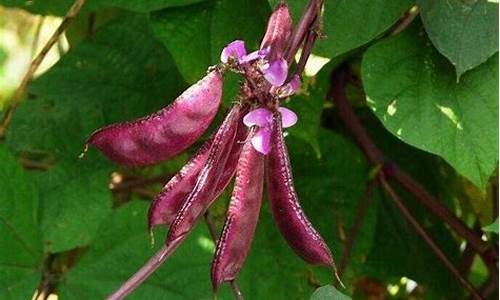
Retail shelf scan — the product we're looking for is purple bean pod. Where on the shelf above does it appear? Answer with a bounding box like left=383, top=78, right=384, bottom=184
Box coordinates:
left=87, top=71, right=223, bottom=166
left=148, top=108, right=248, bottom=229
left=166, top=105, right=242, bottom=246
left=260, top=3, right=293, bottom=61
left=148, top=138, right=212, bottom=229
left=211, top=129, right=264, bottom=291
left=266, top=113, right=334, bottom=266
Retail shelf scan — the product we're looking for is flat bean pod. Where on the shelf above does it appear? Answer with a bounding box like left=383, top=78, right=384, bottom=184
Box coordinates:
left=148, top=111, right=248, bottom=229
left=88, top=71, right=223, bottom=166
left=266, top=114, right=334, bottom=266
left=166, top=105, right=242, bottom=246
left=148, top=138, right=211, bottom=229
left=211, top=130, right=264, bottom=291
left=260, top=3, right=292, bottom=60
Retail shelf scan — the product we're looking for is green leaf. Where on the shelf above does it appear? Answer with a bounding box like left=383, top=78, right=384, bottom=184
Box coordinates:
left=418, top=0, right=499, bottom=79
left=210, top=0, right=270, bottom=64
left=310, top=285, right=351, bottom=300
left=0, top=145, right=43, bottom=299
left=88, top=0, right=204, bottom=13
left=34, top=159, right=113, bottom=253
left=361, top=25, right=499, bottom=189
left=483, top=218, right=499, bottom=234
left=151, top=2, right=213, bottom=83
left=314, top=0, right=412, bottom=58
left=151, top=0, right=271, bottom=88
left=0, top=0, right=204, bottom=15
left=8, top=14, right=185, bottom=252
left=350, top=110, right=464, bottom=297
left=287, top=92, right=323, bottom=157
left=0, top=0, right=73, bottom=15
left=58, top=201, right=232, bottom=299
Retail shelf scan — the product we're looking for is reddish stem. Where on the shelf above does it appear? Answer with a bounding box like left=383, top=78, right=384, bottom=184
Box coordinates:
left=330, top=66, right=495, bottom=298
left=379, top=176, right=482, bottom=300
left=329, top=67, right=495, bottom=261
left=338, top=180, right=376, bottom=277
left=285, top=0, right=324, bottom=65
left=106, top=245, right=176, bottom=300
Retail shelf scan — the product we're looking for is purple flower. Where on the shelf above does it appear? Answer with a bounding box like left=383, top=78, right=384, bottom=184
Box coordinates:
left=271, top=74, right=301, bottom=98
left=243, top=107, right=297, bottom=154
left=220, top=40, right=268, bottom=64
left=220, top=39, right=289, bottom=87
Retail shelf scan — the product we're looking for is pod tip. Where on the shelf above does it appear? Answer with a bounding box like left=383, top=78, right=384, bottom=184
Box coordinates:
left=78, top=144, right=89, bottom=159
left=331, top=261, right=345, bottom=289
left=149, top=229, right=155, bottom=248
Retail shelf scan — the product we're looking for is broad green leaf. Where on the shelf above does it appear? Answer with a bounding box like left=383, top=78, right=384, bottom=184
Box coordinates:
left=0, top=0, right=73, bottom=15
left=418, top=0, right=499, bottom=79
left=0, top=0, right=204, bottom=15
left=0, top=145, right=43, bottom=299
left=8, top=15, right=185, bottom=252
left=310, top=285, right=351, bottom=300
left=315, top=0, right=412, bottom=58
left=88, top=0, right=204, bottom=13
left=34, top=159, right=113, bottom=253
left=364, top=190, right=463, bottom=298
left=362, top=25, right=499, bottom=188
left=287, top=92, right=323, bottom=157
left=483, top=218, right=499, bottom=234
left=286, top=58, right=347, bottom=158
left=152, top=0, right=271, bottom=90
left=58, top=201, right=232, bottom=299
left=210, top=0, right=270, bottom=64
left=151, top=2, right=213, bottom=83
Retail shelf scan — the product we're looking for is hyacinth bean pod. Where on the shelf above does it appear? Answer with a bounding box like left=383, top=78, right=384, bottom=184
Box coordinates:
left=148, top=110, right=248, bottom=229
left=166, top=105, right=242, bottom=246
left=260, top=3, right=293, bottom=61
left=148, top=138, right=212, bottom=229
left=87, top=71, right=223, bottom=166
left=266, top=114, right=334, bottom=266
left=211, top=130, right=264, bottom=291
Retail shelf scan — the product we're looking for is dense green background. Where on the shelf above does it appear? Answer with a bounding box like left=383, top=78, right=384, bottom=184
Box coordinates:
left=0, top=0, right=498, bottom=299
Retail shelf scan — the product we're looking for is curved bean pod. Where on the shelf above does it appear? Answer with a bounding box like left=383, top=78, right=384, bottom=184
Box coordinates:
left=148, top=111, right=248, bottom=229
left=211, top=130, right=264, bottom=291
left=166, top=105, right=242, bottom=246
left=266, top=114, right=334, bottom=266
left=148, top=138, right=211, bottom=229
left=87, top=71, right=223, bottom=166
left=260, top=3, right=293, bottom=60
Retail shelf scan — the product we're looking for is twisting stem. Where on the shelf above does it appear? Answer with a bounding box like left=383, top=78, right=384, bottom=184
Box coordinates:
left=338, top=180, right=376, bottom=277
left=330, top=67, right=495, bottom=261
left=0, top=0, right=87, bottom=138
left=293, top=15, right=320, bottom=78
left=378, top=176, right=482, bottom=300
left=390, top=166, right=496, bottom=260
left=204, top=212, right=245, bottom=300
left=330, top=67, right=495, bottom=298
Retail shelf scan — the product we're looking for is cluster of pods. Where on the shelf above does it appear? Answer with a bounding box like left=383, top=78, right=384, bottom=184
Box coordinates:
left=86, top=3, right=339, bottom=299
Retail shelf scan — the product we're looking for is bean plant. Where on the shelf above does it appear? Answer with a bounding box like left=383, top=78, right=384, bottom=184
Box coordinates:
left=0, top=0, right=498, bottom=299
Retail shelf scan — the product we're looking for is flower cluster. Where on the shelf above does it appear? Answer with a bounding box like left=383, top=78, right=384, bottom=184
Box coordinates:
left=85, top=3, right=338, bottom=299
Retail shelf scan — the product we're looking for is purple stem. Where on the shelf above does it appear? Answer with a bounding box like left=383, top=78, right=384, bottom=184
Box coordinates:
left=285, top=0, right=323, bottom=65
left=330, top=67, right=496, bottom=262
left=379, top=176, right=482, bottom=300
left=106, top=244, right=177, bottom=300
